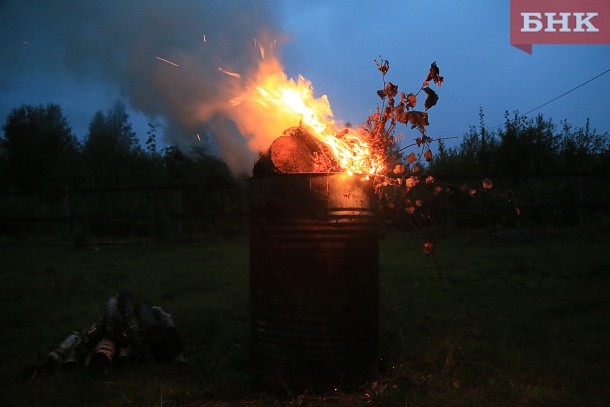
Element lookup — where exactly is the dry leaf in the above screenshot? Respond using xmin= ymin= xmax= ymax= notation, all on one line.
xmin=405 ymin=176 xmax=419 ymax=188
xmin=398 ymin=111 xmax=429 ymax=127
xmin=422 ymin=241 xmax=434 ymax=255
xmin=374 ymin=58 xmax=389 ymax=75
xmin=385 ymin=82 xmax=398 ymax=98
xmin=425 ymin=61 xmax=444 ymax=86
xmin=423 ymin=87 xmax=439 ymax=110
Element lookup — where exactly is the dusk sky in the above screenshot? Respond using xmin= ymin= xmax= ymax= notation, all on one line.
xmin=1 ymin=0 xmax=609 ymax=174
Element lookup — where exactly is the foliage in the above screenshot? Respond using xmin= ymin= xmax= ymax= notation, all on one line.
xmin=428 ymin=110 xmax=610 ymax=229
xmin=0 ymin=100 xmax=240 ymax=239
xmin=430 ymin=110 xmax=610 ymax=178
xmin=0 ymin=103 xmax=80 ymax=193
xmin=363 ymin=59 xmax=448 ymax=258
xmin=82 ymin=102 xmax=145 ymax=188
xmin=1 ymin=86 xmax=608 ymax=239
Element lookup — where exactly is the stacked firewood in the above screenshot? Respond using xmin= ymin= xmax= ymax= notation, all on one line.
xmin=253 ymin=126 xmax=339 ymax=175
xmin=26 ymin=292 xmax=182 ymax=378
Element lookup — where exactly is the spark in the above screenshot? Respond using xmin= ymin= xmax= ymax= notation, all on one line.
xmin=155 ymin=56 xmax=179 ymax=68
xmin=202 ymin=34 xmax=206 ymax=43
xmin=217 ymin=67 xmax=241 ymax=78
xmin=22 ymin=40 xmax=30 ymax=45
xmin=196 ymin=133 xmax=201 ymax=141
xmin=254 ymin=38 xmax=265 ymax=59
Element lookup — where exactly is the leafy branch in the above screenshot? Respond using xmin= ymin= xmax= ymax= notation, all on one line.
xmin=361 ymin=58 xmax=451 ymax=279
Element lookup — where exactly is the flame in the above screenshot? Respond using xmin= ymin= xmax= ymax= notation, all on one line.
xmin=230 ymin=46 xmax=384 ymax=177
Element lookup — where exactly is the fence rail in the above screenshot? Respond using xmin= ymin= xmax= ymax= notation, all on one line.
xmin=1 ymin=173 xmax=609 ymax=240
xmin=0 ymin=181 xmax=247 ymax=240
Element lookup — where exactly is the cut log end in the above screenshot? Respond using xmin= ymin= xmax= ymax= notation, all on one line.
xmin=253 ymin=126 xmax=338 ymax=175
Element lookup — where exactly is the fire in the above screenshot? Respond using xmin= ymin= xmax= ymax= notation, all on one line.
xmin=231 ymin=46 xmax=384 ymax=177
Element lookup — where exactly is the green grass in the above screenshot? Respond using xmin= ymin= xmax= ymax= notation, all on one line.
xmin=0 ymin=228 xmax=609 ymax=406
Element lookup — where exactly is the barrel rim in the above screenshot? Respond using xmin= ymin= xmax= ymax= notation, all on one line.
xmin=250 ymin=171 xmax=373 ymax=179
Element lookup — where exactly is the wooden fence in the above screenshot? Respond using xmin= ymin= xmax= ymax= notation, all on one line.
xmin=0 ymin=181 xmax=247 ymax=241
xmin=1 ymin=172 xmax=609 ymax=241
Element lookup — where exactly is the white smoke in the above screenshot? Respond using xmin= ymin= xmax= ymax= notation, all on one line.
xmin=0 ymin=0 xmax=283 ymax=175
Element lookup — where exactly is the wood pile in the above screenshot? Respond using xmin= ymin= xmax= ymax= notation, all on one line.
xmin=253 ymin=126 xmax=339 ymax=175
xmin=26 ymin=292 xmax=182 ymax=378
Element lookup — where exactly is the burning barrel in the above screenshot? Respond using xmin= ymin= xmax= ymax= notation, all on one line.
xmin=249 ymin=172 xmax=379 ymax=393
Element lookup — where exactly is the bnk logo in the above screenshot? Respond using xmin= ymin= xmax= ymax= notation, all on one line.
xmin=510 ymin=0 xmax=610 ymax=54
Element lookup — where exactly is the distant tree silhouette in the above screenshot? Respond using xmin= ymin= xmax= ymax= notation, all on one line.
xmin=559 ymin=118 xmax=609 ymax=171
xmin=0 ymin=103 xmax=79 ymax=193
xmin=82 ymin=102 xmax=144 ymax=187
xmin=430 ymin=111 xmax=609 ymax=178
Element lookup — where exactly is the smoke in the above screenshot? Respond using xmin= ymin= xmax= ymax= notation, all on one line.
xmin=1 ymin=0 xmax=284 ymax=175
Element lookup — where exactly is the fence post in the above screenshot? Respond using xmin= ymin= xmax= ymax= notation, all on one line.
xmin=578 ymin=175 xmax=589 ymax=226
xmin=441 ymin=185 xmax=449 ymax=234
xmin=176 ymin=187 xmax=183 ymax=236
xmin=63 ymin=185 xmax=71 ymax=236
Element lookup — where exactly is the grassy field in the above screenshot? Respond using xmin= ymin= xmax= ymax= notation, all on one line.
xmin=0 ymin=227 xmax=609 ymax=406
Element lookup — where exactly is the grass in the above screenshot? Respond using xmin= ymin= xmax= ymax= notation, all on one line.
xmin=0 ymin=227 xmax=609 ymax=406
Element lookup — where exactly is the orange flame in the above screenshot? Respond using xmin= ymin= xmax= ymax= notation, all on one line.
xmin=231 ymin=46 xmax=384 ymax=177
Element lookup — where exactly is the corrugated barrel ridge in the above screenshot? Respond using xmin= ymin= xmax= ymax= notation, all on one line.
xmin=249 ymin=173 xmax=379 ymax=393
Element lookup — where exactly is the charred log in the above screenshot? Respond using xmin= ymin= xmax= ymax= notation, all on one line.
xmin=270 ymin=135 xmax=317 ymax=173
xmin=253 ymin=126 xmax=338 ymax=175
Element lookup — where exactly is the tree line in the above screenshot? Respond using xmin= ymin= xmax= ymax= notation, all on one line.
xmin=1 ymin=102 xmax=609 ymax=238
xmin=427 ymin=109 xmax=610 ymax=228
xmin=430 ymin=109 xmax=610 ymax=178
xmin=0 ymin=102 xmax=234 ymax=194
xmin=0 ymin=102 xmax=238 ymax=239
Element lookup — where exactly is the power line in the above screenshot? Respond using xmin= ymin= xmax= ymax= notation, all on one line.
xmin=523 ymin=68 xmax=610 ymax=116
xmin=489 ymin=67 xmax=610 ymax=130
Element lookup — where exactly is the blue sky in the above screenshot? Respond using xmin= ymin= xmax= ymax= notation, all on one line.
xmin=1 ymin=0 xmax=609 ymax=173
xmin=278 ymin=0 xmax=610 ymax=141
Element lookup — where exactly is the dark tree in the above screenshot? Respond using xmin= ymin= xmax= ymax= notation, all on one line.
xmin=559 ymin=118 xmax=609 ymax=171
xmin=82 ymin=102 xmax=144 ymax=187
xmin=0 ymin=103 xmax=79 ymax=192
xmin=496 ymin=112 xmax=560 ymax=178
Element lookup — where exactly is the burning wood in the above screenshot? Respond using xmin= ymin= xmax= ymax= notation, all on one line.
xmin=25 ymin=292 xmax=183 ymax=379
xmin=253 ymin=126 xmax=338 ymax=175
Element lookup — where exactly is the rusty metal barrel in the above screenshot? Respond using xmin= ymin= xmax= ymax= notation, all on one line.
xmin=249 ymin=173 xmax=379 ymax=393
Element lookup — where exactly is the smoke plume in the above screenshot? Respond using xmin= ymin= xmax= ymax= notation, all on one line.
xmin=1 ymin=0 xmax=285 ymax=175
